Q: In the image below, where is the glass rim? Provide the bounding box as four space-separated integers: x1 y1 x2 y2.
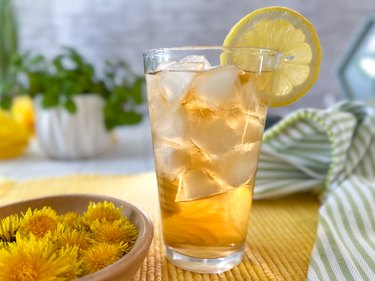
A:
143 45 279 58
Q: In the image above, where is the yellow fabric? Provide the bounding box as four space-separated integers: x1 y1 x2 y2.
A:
0 173 319 281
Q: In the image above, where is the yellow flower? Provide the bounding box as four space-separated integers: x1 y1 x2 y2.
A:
60 212 80 229
91 218 138 253
56 227 92 252
0 233 75 281
82 201 122 225
0 201 138 279
81 242 123 275
20 207 59 238
0 214 20 243
57 246 82 280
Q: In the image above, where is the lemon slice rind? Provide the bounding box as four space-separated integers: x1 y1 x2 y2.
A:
223 6 322 107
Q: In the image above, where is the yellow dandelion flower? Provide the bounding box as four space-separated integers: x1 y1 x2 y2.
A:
60 212 80 229
0 232 76 281
82 201 122 225
56 228 92 251
0 214 20 243
81 242 123 275
20 207 59 238
57 246 82 280
91 218 138 253
49 224 72 245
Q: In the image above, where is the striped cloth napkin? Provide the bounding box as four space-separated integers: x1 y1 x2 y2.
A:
255 101 375 281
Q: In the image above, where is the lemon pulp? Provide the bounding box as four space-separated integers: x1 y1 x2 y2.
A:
224 6 322 107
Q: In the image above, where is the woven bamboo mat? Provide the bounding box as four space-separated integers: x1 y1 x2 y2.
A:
0 173 319 280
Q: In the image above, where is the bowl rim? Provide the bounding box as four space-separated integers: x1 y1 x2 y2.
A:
0 194 154 281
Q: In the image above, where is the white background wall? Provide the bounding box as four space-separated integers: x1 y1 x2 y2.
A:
14 0 375 115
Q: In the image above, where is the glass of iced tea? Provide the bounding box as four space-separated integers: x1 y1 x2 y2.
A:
143 47 278 273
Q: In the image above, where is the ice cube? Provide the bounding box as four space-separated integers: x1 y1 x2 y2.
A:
157 177 180 212
225 107 265 144
158 59 207 103
240 75 269 118
189 106 263 155
146 74 168 114
168 62 206 71
190 116 240 155
188 65 241 109
179 55 211 69
175 169 227 202
159 71 196 103
154 144 191 181
152 106 189 144
148 70 194 146
156 61 177 71
208 142 262 188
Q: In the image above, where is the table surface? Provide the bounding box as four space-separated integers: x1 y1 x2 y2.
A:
0 174 319 281
0 119 320 280
0 119 155 181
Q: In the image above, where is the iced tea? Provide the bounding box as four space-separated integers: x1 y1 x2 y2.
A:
147 62 269 248
144 48 276 273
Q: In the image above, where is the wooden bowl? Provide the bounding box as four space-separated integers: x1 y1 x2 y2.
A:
0 194 154 281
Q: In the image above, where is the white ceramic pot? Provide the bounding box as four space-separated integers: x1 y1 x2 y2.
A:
34 94 112 160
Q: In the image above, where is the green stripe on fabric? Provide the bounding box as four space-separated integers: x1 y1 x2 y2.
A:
256 101 375 280
308 262 326 281
340 181 375 249
324 200 371 279
351 179 375 231
313 228 350 281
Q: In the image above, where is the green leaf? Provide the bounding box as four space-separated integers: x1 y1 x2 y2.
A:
113 86 127 99
52 55 64 70
41 82 61 108
0 95 11 109
91 81 107 96
42 93 59 109
7 47 145 130
28 72 45 96
131 78 145 104
83 64 94 78
30 55 45 66
62 80 76 96
118 111 143 125
67 48 84 67
104 109 143 130
64 99 76 113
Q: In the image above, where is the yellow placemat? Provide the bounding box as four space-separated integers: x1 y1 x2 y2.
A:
0 173 319 281
0 178 15 197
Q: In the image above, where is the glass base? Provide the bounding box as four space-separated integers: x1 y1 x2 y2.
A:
165 245 244 274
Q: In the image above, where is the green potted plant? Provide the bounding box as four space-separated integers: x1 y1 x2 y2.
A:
8 47 144 159
0 0 18 108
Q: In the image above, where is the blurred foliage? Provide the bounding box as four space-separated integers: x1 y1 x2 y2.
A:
103 60 145 130
0 0 18 109
0 47 145 130
0 0 18 84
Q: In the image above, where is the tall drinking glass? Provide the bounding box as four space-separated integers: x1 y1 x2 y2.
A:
143 47 278 273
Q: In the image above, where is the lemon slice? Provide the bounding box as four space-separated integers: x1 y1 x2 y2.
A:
224 6 322 107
